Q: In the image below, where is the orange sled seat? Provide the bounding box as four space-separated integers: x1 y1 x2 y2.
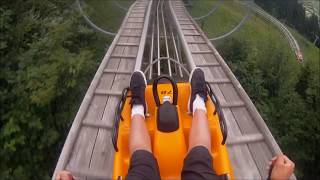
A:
112 76 233 180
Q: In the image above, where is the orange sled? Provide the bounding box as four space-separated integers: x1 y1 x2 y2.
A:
112 76 234 180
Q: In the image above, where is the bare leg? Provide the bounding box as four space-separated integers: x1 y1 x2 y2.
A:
129 114 152 155
188 109 211 152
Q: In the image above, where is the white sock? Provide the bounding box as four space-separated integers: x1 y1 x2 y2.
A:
193 94 207 115
131 105 145 118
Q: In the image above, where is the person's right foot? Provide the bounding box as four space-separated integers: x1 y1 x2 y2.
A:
129 70 147 114
188 68 208 113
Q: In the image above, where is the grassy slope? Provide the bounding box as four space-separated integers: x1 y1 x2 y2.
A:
189 0 319 64
189 0 296 59
81 0 134 58
189 1 247 37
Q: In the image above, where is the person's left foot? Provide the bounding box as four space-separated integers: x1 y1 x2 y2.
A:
129 71 147 114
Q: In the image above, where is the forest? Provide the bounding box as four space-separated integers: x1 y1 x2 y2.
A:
216 0 319 178
1 0 319 179
0 0 104 179
218 37 319 179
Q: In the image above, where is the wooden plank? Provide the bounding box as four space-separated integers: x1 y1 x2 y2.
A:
182 29 199 34
88 1 151 177
187 40 207 44
67 36 126 173
191 50 213 54
82 121 112 130
121 34 141 38
219 83 243 103
95 90 123 96
122 29 142 36
232 107 273 179
179 18 190 21
124 27 143 30
179 22 194 25
67 167 110 179
207 78 231 84
184 32 201 36
88 37 138 180
88 130 115 179
125 22 144 27
226 133 264 145
111 54 137 59
223 108 262 179
196 62 220 67
103 69 132 74
220 102 246 108
182 27 197 30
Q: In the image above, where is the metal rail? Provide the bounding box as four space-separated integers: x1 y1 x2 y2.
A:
171 31 184 77
161 0 172 76
209 4 251 41
156 0 161 76
113 0 129 12
247 1 303 61
134 0 153 70
193 0 222 21
77 0 116 36
169 1 196 70
149 22 155 79
148 0 185 79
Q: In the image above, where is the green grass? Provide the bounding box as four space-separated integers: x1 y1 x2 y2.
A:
78 0 134 60
85 0 133 31
188 1 248 37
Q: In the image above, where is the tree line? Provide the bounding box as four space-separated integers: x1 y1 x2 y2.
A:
218 36 319 179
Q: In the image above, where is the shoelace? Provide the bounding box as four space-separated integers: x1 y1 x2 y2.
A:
193 81 208 101
130 86 144 105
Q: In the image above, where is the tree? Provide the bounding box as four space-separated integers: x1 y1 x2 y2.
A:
218 34 320 178
0 0 100 179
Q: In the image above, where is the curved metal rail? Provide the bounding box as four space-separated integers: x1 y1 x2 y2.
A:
248 1 303 61
208 3 251 41
193 0 222 21
113 0 129 12
77 0 116 36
